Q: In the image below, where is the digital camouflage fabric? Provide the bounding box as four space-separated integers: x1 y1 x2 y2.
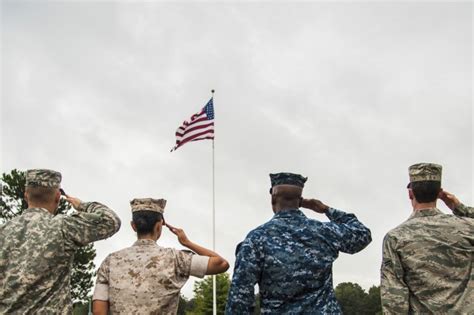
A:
130 198 167 214
93 239 209 314
25 169 62 188
408 163 442 183
225 208 372 314
0 202 121 314
381 206 474 314
269 172 307 188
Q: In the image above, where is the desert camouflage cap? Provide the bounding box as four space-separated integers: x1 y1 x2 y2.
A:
409 163 442 183
130 198 166 214
270 172 307 188
25 169 62 188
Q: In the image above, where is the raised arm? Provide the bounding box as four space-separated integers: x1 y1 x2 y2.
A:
166 223 229 275
62 195 121 248
439 190 474 218
301 198 372 254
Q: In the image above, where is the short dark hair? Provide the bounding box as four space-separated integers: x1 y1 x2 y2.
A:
132 211 163 235
26 186 58 204
410 181 441 203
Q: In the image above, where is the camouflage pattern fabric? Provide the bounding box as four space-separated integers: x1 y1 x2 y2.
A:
381 207 474 314
408 163 442 183
0 202 121 314
453 203 474 219
225 208 372 314
130 198 167 214
93 239 208 314
25 169 62 188
269 172 307 187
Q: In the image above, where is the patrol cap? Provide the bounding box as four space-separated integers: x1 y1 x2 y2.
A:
270 172 307 188
130 198 166 214
408 163 442 184
25 169 62 189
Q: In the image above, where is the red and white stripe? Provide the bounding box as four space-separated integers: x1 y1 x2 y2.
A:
171 108 214 151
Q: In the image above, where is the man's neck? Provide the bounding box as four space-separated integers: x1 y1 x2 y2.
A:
413 201 437 211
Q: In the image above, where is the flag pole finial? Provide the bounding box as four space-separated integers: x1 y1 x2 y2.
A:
211 89 215 94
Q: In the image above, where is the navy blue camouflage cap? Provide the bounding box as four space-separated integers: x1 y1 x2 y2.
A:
130 198 166 214
26 169 62 189
270 172 307 188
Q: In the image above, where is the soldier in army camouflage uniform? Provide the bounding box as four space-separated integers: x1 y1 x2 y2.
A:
225 172 372 314
92 198 229 315
381 163 474 314
0 169 121 314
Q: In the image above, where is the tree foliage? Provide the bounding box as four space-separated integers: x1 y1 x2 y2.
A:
180 273 231 315
0 169 96 304
335 282 382 315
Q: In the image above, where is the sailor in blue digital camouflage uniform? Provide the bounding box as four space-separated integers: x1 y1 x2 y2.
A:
225 172 372 314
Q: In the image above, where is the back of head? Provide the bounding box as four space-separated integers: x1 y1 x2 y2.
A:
130 198 166 237
269 172 307 211
408 163 442 204
132 211 163 236
410 181 441 203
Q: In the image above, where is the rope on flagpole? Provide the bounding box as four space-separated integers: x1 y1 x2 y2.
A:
211 89 217 315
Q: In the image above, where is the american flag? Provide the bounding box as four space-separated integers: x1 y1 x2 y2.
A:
171 98 215 152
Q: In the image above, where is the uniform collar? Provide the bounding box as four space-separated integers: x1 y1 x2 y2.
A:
133 239 157 246
408 207 442 220
273 208 304 219
25 207 53 215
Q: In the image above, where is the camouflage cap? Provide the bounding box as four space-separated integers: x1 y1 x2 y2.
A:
25 169 62 189
409 163 442 183
130 198 166 214
270 172 307 188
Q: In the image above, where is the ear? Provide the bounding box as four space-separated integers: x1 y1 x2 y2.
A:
437 188 444 198
131 221 137 232
54 191 61 204
408 189 414 200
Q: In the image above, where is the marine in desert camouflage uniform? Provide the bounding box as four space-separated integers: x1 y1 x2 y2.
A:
381 163 474 314
92 198 229 315
225 172 372 314
0 169 121 314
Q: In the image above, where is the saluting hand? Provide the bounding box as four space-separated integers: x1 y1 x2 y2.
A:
65 195 82 211
301 198 329 213
166 223 190 246
438 190 461 210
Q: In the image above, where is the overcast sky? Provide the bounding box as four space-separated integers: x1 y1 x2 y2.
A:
1 1 472 298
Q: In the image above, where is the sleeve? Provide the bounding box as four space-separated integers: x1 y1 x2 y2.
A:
453 203 474 219
190 255 209 278
174 249 194 279
62 202 121 249
93 256 110 301
225 237 262 315
324 208 372 254
380 234 409 314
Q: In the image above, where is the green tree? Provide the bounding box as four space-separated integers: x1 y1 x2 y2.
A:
178 295 196 315
365 285 382 315
0 169 96 304
189 273 231 315
335 282 382 315
335 282 368 315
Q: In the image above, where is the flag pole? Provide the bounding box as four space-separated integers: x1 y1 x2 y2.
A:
211 89 217 315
